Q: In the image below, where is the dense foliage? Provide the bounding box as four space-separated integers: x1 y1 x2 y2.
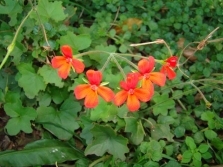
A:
0 0 223 166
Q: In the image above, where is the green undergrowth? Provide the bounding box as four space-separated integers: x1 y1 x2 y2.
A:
0 0 223 167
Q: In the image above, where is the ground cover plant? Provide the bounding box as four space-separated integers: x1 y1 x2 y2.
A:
0 0 223 166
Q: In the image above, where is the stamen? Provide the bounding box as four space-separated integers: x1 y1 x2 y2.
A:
66 58 72 63
128 89 134 95
91 85 98 91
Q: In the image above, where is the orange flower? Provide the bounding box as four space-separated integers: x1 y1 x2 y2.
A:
160 56 178 80
114 73 152 112
51 45 85 79
137 56 166 95
74 70 114 108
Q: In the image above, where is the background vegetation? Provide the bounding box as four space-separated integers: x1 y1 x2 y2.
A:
0 0 223 166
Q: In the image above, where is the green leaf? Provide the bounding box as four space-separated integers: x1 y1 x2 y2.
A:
181 150 192 163
36 98 81 140
85 124 129 160
80 116 94 145
124 117 144 145
58 32 91 53
202 152 212 159
211 137 223 150
151 124 174 141
38 65 64 88
89 44 117 66
38 93 51 107
0 0 22 26
90 99 117 122
164 160 181 167
185 136 196 150
4 102 37 135
140 140 163 161
17 63 46 99
174 126 185 138
50 86 69 104
36 0 67 22
204 129 217 140
152 93 175 116
0 139 83 166
198 144 209 153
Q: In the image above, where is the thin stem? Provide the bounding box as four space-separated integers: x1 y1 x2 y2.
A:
74 50 111 58
100 54 113 73
89 155 111 167
171 88 187 111
112 56 127 80
0 8 33 70
190 81 211 108
30 1 50 49
115 54 138 70
142 118 155 129
163 40 172 56
130 41 158 46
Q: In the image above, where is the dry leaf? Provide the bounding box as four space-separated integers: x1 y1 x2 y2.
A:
183 47 197 62
177 38 185 49
115 18 143 34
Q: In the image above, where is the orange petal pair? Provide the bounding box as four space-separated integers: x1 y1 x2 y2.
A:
51 45 85 79
74 70 114 108
160 56 178 80
137 56 166 95
114 73 152 112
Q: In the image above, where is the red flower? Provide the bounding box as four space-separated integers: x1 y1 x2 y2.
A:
114 73 152 112
137 56 166 95
74 70 114 108
51 45 85 79
160 56 178 80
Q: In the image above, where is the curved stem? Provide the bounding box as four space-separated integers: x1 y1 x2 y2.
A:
190 81 211 108
0 8 33 70
89 155 111 167
115 54 138 70
142 118 155 129
74 50 111 58
112 56 126 80
100 54 113 73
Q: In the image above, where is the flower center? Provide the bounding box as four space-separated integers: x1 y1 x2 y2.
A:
128 89 134 95
91 85 98 91
66 58 73 63
143 73 150 79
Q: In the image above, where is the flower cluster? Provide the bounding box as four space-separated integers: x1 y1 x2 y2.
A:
52 45 178 112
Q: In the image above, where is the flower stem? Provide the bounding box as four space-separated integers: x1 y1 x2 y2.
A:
100 54 113 73
112 56 126 80
115 54 138 70
74 50 111 58
89 155 111 167
0 8 33 70
190 80 211 108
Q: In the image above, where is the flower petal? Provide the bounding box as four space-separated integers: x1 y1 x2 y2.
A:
51 56 67 68
166 56 178 68
114 90 128 106
127 94 140 112
72 58 85 73
141 78 154 94
134 88 153 102
160 65 176 80
98 86 114 102
138 56 155 74
58 63 71 79
86 70 102 85
61 45 73 58
149 72 166 86
74 84 91 99
84 90 98 108
166 66 176 80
